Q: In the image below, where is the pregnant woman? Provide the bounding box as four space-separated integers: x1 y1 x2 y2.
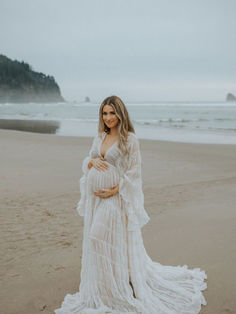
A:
55 96 207 314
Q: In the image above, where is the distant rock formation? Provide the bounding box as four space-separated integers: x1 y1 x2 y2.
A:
226 93 236 102
84 96 91 103
0 54 64 103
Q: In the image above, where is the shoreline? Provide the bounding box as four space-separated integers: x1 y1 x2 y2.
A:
1 129 236 313
0 118 236 145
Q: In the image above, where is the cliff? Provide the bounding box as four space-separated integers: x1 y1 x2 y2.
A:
0 54 64 103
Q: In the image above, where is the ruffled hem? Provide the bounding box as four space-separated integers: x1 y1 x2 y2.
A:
54 292 144 314
143 260 208 313
54 266 207 314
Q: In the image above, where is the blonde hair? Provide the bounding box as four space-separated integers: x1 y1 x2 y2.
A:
98 95 135 156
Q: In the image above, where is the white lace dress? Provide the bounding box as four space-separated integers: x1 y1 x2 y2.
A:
55 131 207 314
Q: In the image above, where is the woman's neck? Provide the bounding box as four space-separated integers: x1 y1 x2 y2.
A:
108 127 118 136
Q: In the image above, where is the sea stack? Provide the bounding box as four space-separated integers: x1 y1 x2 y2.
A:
226 93 236 102
84 96 91 103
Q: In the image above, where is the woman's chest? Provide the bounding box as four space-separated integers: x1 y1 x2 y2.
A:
91 142 120 165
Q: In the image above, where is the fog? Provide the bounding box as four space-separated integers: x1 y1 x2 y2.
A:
1 0 235 101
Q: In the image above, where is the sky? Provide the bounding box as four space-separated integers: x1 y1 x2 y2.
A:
1 0 236 102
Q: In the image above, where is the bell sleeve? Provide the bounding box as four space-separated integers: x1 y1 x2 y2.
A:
118 134 150 231
76 135 98 217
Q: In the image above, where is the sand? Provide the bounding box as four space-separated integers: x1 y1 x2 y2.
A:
1 128 236 314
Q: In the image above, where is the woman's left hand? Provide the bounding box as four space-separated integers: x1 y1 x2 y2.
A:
94 184 119 198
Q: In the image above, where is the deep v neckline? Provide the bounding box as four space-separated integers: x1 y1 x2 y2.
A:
99 132 118 159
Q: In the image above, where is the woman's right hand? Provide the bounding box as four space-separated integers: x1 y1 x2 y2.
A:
89 157 109 171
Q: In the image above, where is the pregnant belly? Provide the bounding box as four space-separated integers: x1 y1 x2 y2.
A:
87 162 120 193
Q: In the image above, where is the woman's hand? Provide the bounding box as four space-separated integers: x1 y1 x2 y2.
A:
89 157 109 171
94 184 119 198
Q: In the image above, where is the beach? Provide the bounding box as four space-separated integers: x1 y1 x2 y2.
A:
1 128 236 314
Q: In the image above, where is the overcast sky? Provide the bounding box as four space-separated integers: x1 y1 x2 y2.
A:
1 0 236 102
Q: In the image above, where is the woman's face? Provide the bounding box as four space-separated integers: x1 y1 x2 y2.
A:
102 104 119 129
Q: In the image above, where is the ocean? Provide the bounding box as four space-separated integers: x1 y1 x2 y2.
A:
0 101 236 144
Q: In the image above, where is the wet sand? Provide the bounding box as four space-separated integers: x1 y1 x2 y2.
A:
0 118 60 134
